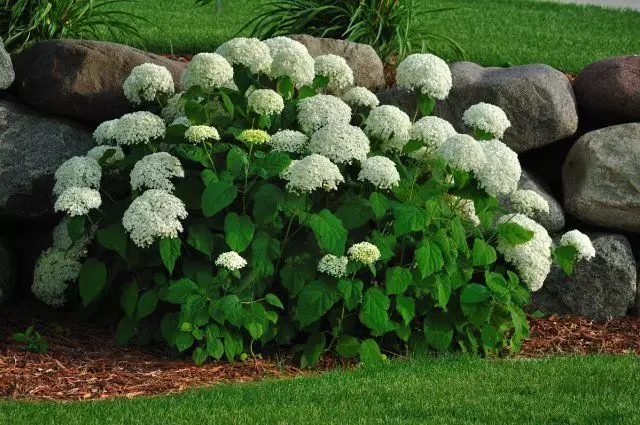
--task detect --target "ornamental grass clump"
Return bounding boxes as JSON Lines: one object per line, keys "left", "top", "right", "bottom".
{"left": 35, "top": 39, "right": 591, "bottom": 366}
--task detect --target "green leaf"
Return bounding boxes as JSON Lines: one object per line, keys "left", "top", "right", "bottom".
{"left": 67, "top": 215, "right": 85, "bottom": 242}
{"left": 227, "top": 147, "right": 248, "bottom": 178}
{"left": 396, "top": 295, "right": 415, "bottom": 325}
{"left": 461, "top": 300, "right": 493, "bottom": 328}
{"left": 393, "top": 204, "right": 430, "bottom": 236}
{"left": 265, "top": 293, "right": 284, "bottom": 309}
{"left": 201, "top": 181, "right": 237, "bottom": 217}
{"left": 176, "top": 331, "right": 195, "bottom": 352}
{"left": 159, "top": 237, "right": 181, "bottom": 274}
{"left": 136, "top": 290, "right": 158, "bottom": 319}
{"left": 358, "top": 339, "right": 384, "bottom": 366}
{"left": 371, "top": 231, "right": 396, "bottom": 262}
{"left": 120, "top": 281, "right": 138, "bottom": 318}
{"left": 481, "top": 324, "right": 500, "bottom": 349}
{"left": 213, "top": 295, "right": 245, "bottom": 327}
{"left": 176, "top": 143, "right": 211, "bottom": 167}
{"left": 435, "top": 275, "right": 452, "bottom": 308}
{"left": 337, "top": 279, "right": 363, "bottom": 311}
{"left": 252, "top": 183, "right": 285, "bottom": 224}
{"left": 187, "top": 224, "right": 215, "bottom": 257}
{"left": 312, "top": 75, "right": 330, "bottom": 90}
{"left": 277, "top": 76, "right": 294, "bottom": 100}
{"left": 201, "top": 169, "right": 218, "bottom": 187}
{"left": 116, "top": 316, "right": 137, "bottom": 344}
{"left": 252, "top": 151, "right": 291, "bottom": 178}
{"left": 498, "top": 222, "right": 535, "bottom": 245}
{"left": 460, "top": 284, "right": 491, "bottom": 303}
{"left": 308, "top": 210, "right": 347, "bottom": 256}
{"left": 418, "top": 93, "right": 436, "bottom": 116}
{"left": 79, "top": 259, "right": 107, "bottom": 306}
{"left": 97, "top": 224, "right": 127, "bottom": 258}
{"left": 472, "top": 239, "right": 497, "bottom": 267}
{"left": 184, "top": 99, "right": 208, "bottom": 123}
{"left": 450, "top": 216, "right": 469, "bottom": 254}
{"left": 298, "top": 86, "right": 316, "bottom": 99}
{"left": 192, "top": 347, "right": 208, "bottom": 365}
{"left": 224, "top": 213, "right": 255, "bottom": 252}
{"left": 335, "top": 199, "right": 372, "bottom": 230}
{"left": 251, "top": 232, "right": 280, "bottom": 277}
{"left": 220, "top": 91, "right": 235, "bottom": 117}
{"left": 206, "top": 337, "right": 224, "bottom": 360}
{"left": 485, "top": 272, "right": 510, "bottom": 298}
{"left": 423, "top": 314, "right": 453, "bottom": 352}
{"left": 336, "top": 335, "right": 361, "bottom": 359}
{"left": 402, "top": 139, "right": 424, "bottom": 154}
{"left": 301, "top": 333, "right": 325, "bottom": 368}
{"left": 296, "top": 281, "right": 339, "bottom": 328}
{"left": 553, "top": 245, "right": 579, "bottom": 276}
{"left": 414, "top": 241, "right": 444, "bottom": 279}
{"left": 165, "top": 278, "right": 201, "bottom": 304}
{"left": 385, "top": 267, "right": 412, "bottom": 295}
{"left": 280, "top": 264, "right": 313, "bottom": 297}
{"left": 369, "top": 192, "right": 389, "bottom": 219}
{"left": 359, "top": 288, "right": 390, "bottom": 333}
{"left": 245, "top": 322, "right": 264, "bottom": 340}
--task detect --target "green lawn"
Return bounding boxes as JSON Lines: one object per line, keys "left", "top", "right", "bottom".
{"left": 110, "top": 0, "right": 640, "bottom": 72}
{"left": 3, "top": 355, "right": 640, "bottom": 424}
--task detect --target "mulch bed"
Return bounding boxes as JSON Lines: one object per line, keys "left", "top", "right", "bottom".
{"left": 1, "top": 306, "right": 639, "bottom": 401}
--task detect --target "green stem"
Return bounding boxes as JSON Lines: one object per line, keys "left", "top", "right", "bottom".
{"left": 242, "top": 143, "right": 255, "bottom": 214}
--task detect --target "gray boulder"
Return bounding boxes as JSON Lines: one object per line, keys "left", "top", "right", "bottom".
{"left": 0, "top": 237, "right": 15, "bottom": 304}
{"left": 531, "top": 233, "right": 637, "bottom": 320}
{"left": 288, "top": 34, "right": 385, "bottom": 91}
{"left": 12, "top": 40, "right": 186, "bottom": 124}
{"left": 376, "top": 87, "right": 417, "bottom": 115}
{"left": 0, "top": 38, "right": 14, "bottom": 90}
{"left": 0, "top": 99, "right": 94, "bottom": 218}
{"left": 563, "top": 123, "right": 640, "bottom": 233}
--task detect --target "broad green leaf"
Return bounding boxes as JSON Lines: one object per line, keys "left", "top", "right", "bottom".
{"left": 337, "top": 279, "right": 363, "bottom": 311}
{"left": 266, "top": 293, "right": 284, "bottom": 309}
{"left": 116, "top": 316, "right": 137, "bottom": 344}
{"left": 277, "top": 76, "right": 294, "bottom": 100}
{"left": 298, "top": 86, "right": 316, "bottom": 99}
{"left": 335, "top": 199, "right": 372, "bottom": 230}
{"left": 79, "top": 259, "right": 107, "bottom": 306}
{"left": 358, "top": 339, "right": 384, "bottom": 366}
{"left": 461, "top": 300, "right": 493, "bottom": 328}
{"left": 312, "top": 75, "right": 329, "bottom": 90}
{"left": 220, "top": 90, "right": 235, "bottom": 117}
{"left": 224, "top": 213, "right": 255, "bottom": 252}
{"left": 498, "top": 222, "right": 535, "bottom": 245}
{"left": 176, "top": 331, "right": 195, "bottom": 352}
{"left": 435, "top": 275, "right": 452, "bottom": 308}
{"left": 553, "top": 245, "right": 579, "bottom": 275}
{"left": 206, "top": 337, "right": 224, "bottom": 360}
{"left": 359, "top": 288, "right": 390, "bottom": 333}
{"left": 418, "top": 93, "right": 436, "bottom": 116}
{"left": 212, "top": 295, "right": 245, "bottom": 326}
{"left": 485, "top": 272, "right": 510, "bottom": 298}
{"left": 252, "top": 151, "right": 291, "bottom": 178}
{"left": 393, "top": 204, "right": 430, "bottom": 236}
{"left": 308, "top": 209, "right": 347, "bottom": 256}
{"left": 97, "top": 224, "right": 127, "bottom": 258}
{"left": 280, "top": 264, "right": 313, "bottom": 296}
{"left": 460, "top": 283, "right": 491, "bottom": 303}
{"left": 187, "top": 224, "right": 215, "bottom": 257}
{"left": 245, "top": 322, "right": 264, "bottom": 340}
{"left": 423, "top": 314, "right": 453, "bottom": 352}
{"left": 164, "top": 278, "right": 201, "bottom": 304}
{"left": 336, "top": 335, "right": 361, "bottom": 358}
{"left": 301, "top": 332, "right": 325, "bottom": 368}
{"left": 201, "top": 181, "right": 237, "bottom": 217}
{"left": 414, "top": 241, "right": 444, "bottom": 279}
{"left": 369, "top": 192, "right": 389, "bottom": 219}
{"left": 183, "top": 295, "right": 210, "bottom": 327}
{"left": 160, "top": 313, "right": 179, "bottom": 345}
{"left": 222, "top": 329, "right": 244, "bottom": 361}
{"left": 159, "top": 237, "right": 181, "bottom": 274}
{"left": 385, "top": 267, "right": 412, "bottom": 295}
{"left": 227, "top": 147, "right": 248, "bottom": 178}
{"left": 402, "top": 139, "right": 424, "bottom": 154}
{"left": 200, "top": 169, "right": 218, "bottom": 187}
{"left": 449, "top": 216, "right": 469, "bottom": 255}
{"left": 137, "top": 290, "right": 158, "bottom": 319}
{"left": 67, "top": 215, "right": 85, "bottom": 242}
{"left": 296, "top": 281, "right": 339, "bottom": 328}
{"left": 472, "top": 239, "right": 497, "bottom": 267}
{"left": 396, "top": 295, "right": 415, "bottom": 325}
{"left": 251, "top": 232, "right": 280, "bottom": 277}
{"left": 371, "top": 230, "right": 396, "bottom": 262}
{"left": 252, "top": 183, "right": 285, "bottom": 224}
{"left": 120, "top": 281, "right": 138, "bottom": 318}
{"left": 481, "top": 324, "right": 500, "bottom": 349}
{"left": 176, "top": 143, "right": 210, "bottom": 167}
{"left": 192, "top": 347, "right": 208, "bottom": 365}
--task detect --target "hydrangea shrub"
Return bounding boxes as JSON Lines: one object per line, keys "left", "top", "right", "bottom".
{"left": 33, "top": 37, "right": 595, "bottom": 366}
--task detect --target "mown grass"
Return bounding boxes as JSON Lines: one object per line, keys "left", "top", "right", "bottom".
{"left": 107, "top": 0, "right": 640, "bottom": 72}
{"left": 2, "top": 355, "right": 640, "bottom": 425}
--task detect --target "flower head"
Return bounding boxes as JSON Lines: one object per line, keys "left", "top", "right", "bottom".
{"left": 314, "top": 54, "right": 354, "bottom": 92}
{"left": 437, "top": 134, "right": 487, "bottom": 174}
{"left": 32, "top": 248, "right": 81, "bottom": 307}
{"left": 130, "top": 152, "right": 184, "bottom": 192}
{"left": 93, "top": 119, "right": 119, "bottom": 145}
{"left": 446, "top": 195, "right": 480, "bottom": 226}
{"left": 53, "top": 156, "right": 102, "bottom": 197}
{"left": 264, "top": 36, "right": 315, "bottom": 88}
{"left": 341, "top": 86, "right": 379, "bottom": 109}
{"left": 559, "top": 230, "right": 596, "bottom": 261}
{"left": 475, "top": 139, "right": 521, "bottom": 197}
{"left": 317, "top": 254, "right": 348, "bottom": 278}
{"left": 181, "top": 53, "right": 234, "bottom": 91}
{"left": 409, "top": 116, "right": 457, "bottom": 155}
{"left": 123, "top": 63, "right": 175, "bottom": 105}
{"left": 396, "top": 53, "right": 452, "bottom": 99}
{"left": 282, "top": 154, "right": 344, "bottom": 193}
{"left": 509, "top": 189, "right": 549, "bottom": 218}
{"left": 268, "top": 130, "right": 308, "bottom": 154}
{"left": 247, "top": 89, "right": 285, "bottom": 116}
{"left": 54, "top": 187, "right": 102, "bottom": 217}
{"left": 52, "top": 218, "right": 95, "bottom": 259}
{"left": 364, "top": 105, "right": 411, "bottom": 152}
{"left": 122, "top": 189, "right": 188, "bottom": 247}
{"left": 348, "top": 242, "right": 380, "bottom": 265}
{"left": 215, "top": 37, "right": 272, "bottom": 74}
{"left": 215, "top": 251, "right": 248, "bottom": 271}
{"left": 185, "top": 125, "right": 220, "bottom": 143}
{"left": 297, "top": 94, "right": 352, "bottom": 134}
{"left": 86, "top": 145, "right": 124, "bottom": 165}
{"left": 358, "top": 156, "right": 400, "bottom": 190}
{"left": 161, "top": 92, "right": 185, "bottom": 123}
{"left": 113, "top": 111, "right": 166, "bottom": 146}
{"left": 463, "top": 103, "right": 511, "bottom": 139}
{"left": 239, "top": 129, "right": 270, "bottom": 144}
{"left": 308, "top": 123, "right": 370, "bottom": 164}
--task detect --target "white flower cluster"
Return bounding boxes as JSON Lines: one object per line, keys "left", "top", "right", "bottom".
{"left": 509, "top": 189, "right": 549, "bottom": 218}
{"left": 341, "top": 87, "right": 379, "bottom": 109}
{"left": 317, "top": 254, "right": 348, "bottom": 278}
{"left": 185, "top": 125, "right": 220, "bottom": 143}
{"left": 264, "top": 37, "right": 315, "bottom": 88}
{"left": 497, "top": 214, "right": 552, "bottom": 292}
{"left": 130, "top": 152, "right": 184, "bottom": 192}
{"left": 463, "top": 103, "right": 511, "bottom": 139}
{"left": 54, "top": 187, "right": 102, "bottom": 217}
{"left": 161, "top": 92, "right": 185, "bottom": 123}
{"left": 123, "top": 63, "right": 175, "bottom": 105}
{"left": 438, "top": 134, "right": 487, "bottom": 174}
{"left": 52, "top": 218, "right": 94, "bottom": 259}
{"left": 247, "top": 89, "right": 285, "bottom": 116}
{"left": 181, "top": 52, "right": 234, "bottom": 91}
{"left": 32, "top": 248, "right": 81, "bottom": 307}
{"left": 348, "top": 242, "right": 380, "bottom": 265}
{"left": 396, "top": 53, "right": 452, "bottom": 100}
{"left": 308, "top": 123, "right": 370, "bottom": 164}
{"left": 282, "top": 154, "right": 344, "bottom": 193}
{"left": 447, "top": 195, "right": 480, "bottom": 226}
{"left": 559, "top": 230, "right": 596, "bottom": 261}
{"left": 475, "top": 139, "right": 521, "bottom": 197}
{"left": 93, "top": 119, "right": 119, "bottom": 145}
{"left": 53, "top": 156, "right": 102, "bottom": 196}
{"left": 409, "top": 116, "right": 457, "bottom": 160}
{"left": 113, "top": 111, "right": 166, "bottom": 146}
{"left": 364, "top": 105, "right": 411, "bottom": 152}
{"left": 314, "top": 54, "right": 354, "bottom": 92}
{"left": 297, "top": 94, "right": 352, "bottom": 134}
{"left": 122, "top": 189, "right": 188, "bottom": 247}
{"left": 86, "top": 145, "right": 125, "bottom": 165}
{"left": 215, "top": 251, "right": 248, "bottom": 271}
{"left": 215, "top": 37, "right": 272, "bottom": 74}
{"left": 268, "top": 130, "right": 308, "bottom": 153}
{"left": 358, "top": 156, "right": 400, "bottom": 190}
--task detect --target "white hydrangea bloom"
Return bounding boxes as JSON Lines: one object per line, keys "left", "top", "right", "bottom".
{"left": 52, "top": 218, "right": 95, "bottom": 259}
{"left": 297, "top": 94, "right": 352, "bottom": 134}
{"left": 462, "top": 103, "right": 511, "bottom": 139}
{"left": 357, "top": 156, "right": 400, "bottom": 190}
{"left": 215, "top": 37, "right": 272, "bottom": 74}
{"left": 123, "top": 63, "right": 175, "bottom": 105}
{"left": 171, "top": 116, "right": 191, "bottom": 127}
{"left": 239, "top": 129, "right": 270, "bottom": 144}
{"left": 130, "top": 152, "right": 184, "bottom": 192}
{"left": 348, "top": 242, "right": 380, "bottom": 265}
{"left": 396, "top": 53, "right": 452, "bottom": 100}
{"left": 32, "top": 248, "right": 81, "bottom": 307}
{"left": 54, "top": 187, "right": 102, "bottom": 217}
{"left": 410, "top": 116, "right": 457, "bottom": 151}
{"left": 86, "top": 145, "right": 125, "bottom": 165}
{"left": 364, "top": 105, "right": 411, "bottom": 152}
{"left": 185, "top": 125, "right": 220, "bottom": 143}
{"left": 497, "top": 214, "right": 552, "bottom": 292}
{"left": 282, "top": 154, "right": 344, "bottom": 193}
{"left": 509, "top": 189, "right": 549, "bottom": 218}
{"left": 268, "top": 130, "right": 308, "bottom": 153}
{"left": 181, "top": 53, "right": 234, "bottom": 91}
{"left": 264, "top": 36, "right": 315, "bottom": 88}
{"left": 53, "top": 156, "right": 102, "bottom": 197}
{"left": 215, "top": 251, "right": 248, "bottom": 271}
{"left": 437, "top": 134, "right": 487, "bottom": 174}
{"left": 317, "top": 254, "right": 348, "bottom": 278}
{"left": 475, "top": 139, "right": 521, "bottom": 197}
{"left": 93, "top": 119, "right": 119, "bottom": 145}
{"left": 247, "top": 89, "right": 285, "bottom": 116}
{"left": 308, "top": 123, "right": 370, "bottom": 165}
{"left": 314, "top": 54, "right": 354, "bottom": 92}
{"left": 445, "top": 195, "right": 480, "bottom": 226}
{"left": 560, "top": 230, "right": 596, "bottom": 261}
{"left": 113, "top": 111, "right": 166, "bottom": 146}
{"left": 122, "top": 189, "right": 188, "bottom": 248}
{"left": 161, "top": 92, "right": 185, "bottom": 123}
{"left": 341, "top": 86, "right": 379, "bottom": 109}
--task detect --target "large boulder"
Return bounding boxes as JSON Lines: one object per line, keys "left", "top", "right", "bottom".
{"left": 288, "top": 34, "right": 385, "bottom": 91}
{"left": 0, "top": 237, "right": 15, "bottom": 304}
{"left": 0, "top": 38, "right": 14, "bottom": 90}
{"left": 11, "top": 40, "right": 186, "bottom": 124}
{"left": 0, "top": 99, "right": 94, "bottom": 218}
{"left": 574, "top": 56, "right": 640, "bottom": 128}
{"left": 563, "top": 123, "right": 640, "bottom": 233}
{"left": 530, "top": 233, "right": 637, "bottom": 320}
